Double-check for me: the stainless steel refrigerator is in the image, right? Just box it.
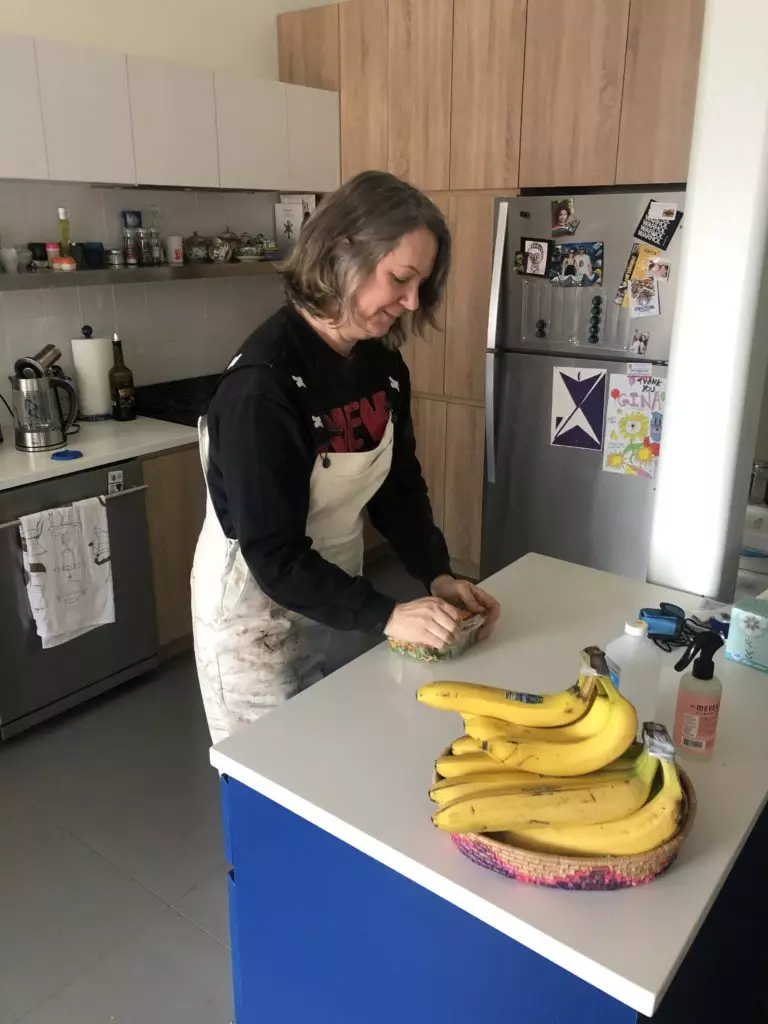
[482,190,685,581]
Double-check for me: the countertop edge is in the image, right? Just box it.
[210,747,657,1017]
[0,419,199,492]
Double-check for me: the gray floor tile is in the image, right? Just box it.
[0,807,165,1024]
[0,658,226,904]
[175,866,231,948]
[19,907,233,1024]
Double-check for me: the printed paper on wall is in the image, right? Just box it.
[551,367,607,451]
[603,373,665,477]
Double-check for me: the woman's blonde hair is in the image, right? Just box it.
[279,170,451,347]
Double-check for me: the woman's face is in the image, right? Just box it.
[352,228,437,339]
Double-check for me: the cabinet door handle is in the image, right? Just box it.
[485,200,508,485]
[0,483,148,532]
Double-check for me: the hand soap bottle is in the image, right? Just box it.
[672,632,724,760]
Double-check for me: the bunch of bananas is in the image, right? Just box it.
[418,646,687,858]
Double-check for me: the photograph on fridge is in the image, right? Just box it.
[549,241,603,286]
[550,197,581,237]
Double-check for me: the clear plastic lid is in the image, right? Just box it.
[625,620,648,637]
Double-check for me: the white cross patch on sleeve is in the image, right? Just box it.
[311,415,323,429]
[292,375,306,389]
[389,376,400,392]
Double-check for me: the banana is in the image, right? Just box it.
[429,752,645,806]
[499,727,684,856]
[417,675,596,728]
[463,694,612,746]
[435,751,516,778]
[481,673,637,776]
[432,750,657,833]
[451,735,481,756]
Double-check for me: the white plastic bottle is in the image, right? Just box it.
[604,621,662,735]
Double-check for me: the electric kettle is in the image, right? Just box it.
[10,373,78,451]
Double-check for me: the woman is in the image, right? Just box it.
[192,171,500,743]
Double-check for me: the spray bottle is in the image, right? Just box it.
[672,631,724,760]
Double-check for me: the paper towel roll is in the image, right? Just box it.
[71,335,113,419]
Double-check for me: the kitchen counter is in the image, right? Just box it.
[211,554,768,1022]
[0,417,198,492]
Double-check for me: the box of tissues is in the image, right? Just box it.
[725,595,768,672]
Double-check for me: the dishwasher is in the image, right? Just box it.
[0,459,159,740]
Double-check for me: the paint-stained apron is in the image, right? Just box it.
[191,415,394,744]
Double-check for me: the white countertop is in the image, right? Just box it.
[0,417,198,492]
[211,553,768,1017]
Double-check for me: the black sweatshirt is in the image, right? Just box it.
[205,304,452,633]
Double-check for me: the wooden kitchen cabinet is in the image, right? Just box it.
[216,74,289,190]
[143,446,206,649]
[340,0,389,180]
[0,35,48,180]
[444,192,498,402]
[616,0,705,184]
[519,0,630,187]
[128,55,219,188]
[37,38,135,185]
[411,396,447,531]
[450,0,526,190]
[443,402,485,577]
[286,83,341,192]
[402,192,449,395]
[277,3,340,92]
[387,0,453,191]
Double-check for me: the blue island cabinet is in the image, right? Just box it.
[220,776,638,1024]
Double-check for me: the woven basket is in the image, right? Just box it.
[433,750,696,891]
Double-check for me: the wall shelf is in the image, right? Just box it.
[0,260,280,291]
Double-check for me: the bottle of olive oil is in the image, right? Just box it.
[109,332,136,421]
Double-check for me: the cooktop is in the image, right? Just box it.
[135,374,220,428]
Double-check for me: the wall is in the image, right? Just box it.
[0,0,334,79]
[0,180,285,430]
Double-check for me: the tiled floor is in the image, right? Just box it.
[0,554,421,1024]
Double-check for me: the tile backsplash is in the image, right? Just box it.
[0,181,285,428]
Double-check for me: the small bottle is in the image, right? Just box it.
[57,207,71,257]
[109,332,136,421]
[604,620,661,735]
[672,632,725,760]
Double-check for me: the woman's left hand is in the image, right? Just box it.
[429,575,500,641]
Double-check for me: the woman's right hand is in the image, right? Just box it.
[384,597,464,650]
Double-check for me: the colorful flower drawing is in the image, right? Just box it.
[603,375,665,478]
[619,413,649,441]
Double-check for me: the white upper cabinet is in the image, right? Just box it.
[286,84,340,192]
[215,74,289,190]
[128,55,219,188]
[36,38,135,184]
[0,35,48,180]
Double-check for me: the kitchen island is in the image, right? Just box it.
[211,554,768,1022]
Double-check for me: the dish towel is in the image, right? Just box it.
[19,497,115,649]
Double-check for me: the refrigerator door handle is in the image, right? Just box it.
[485,353,497,484]
[485,200,508,484]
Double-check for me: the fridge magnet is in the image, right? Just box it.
[551,198,581,237]
[603,373,665,478]
[615,244,640,306]
[647,255,672,280]
[648,201,677,221]
[629,329,650,356]
[513,250,526,274]
[629,276,660,318]
[521,237,552,277]
[634,200,683,251]
[551,367,607,451]
[549,241,603,286]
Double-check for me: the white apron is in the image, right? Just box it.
[191,415,394,744]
